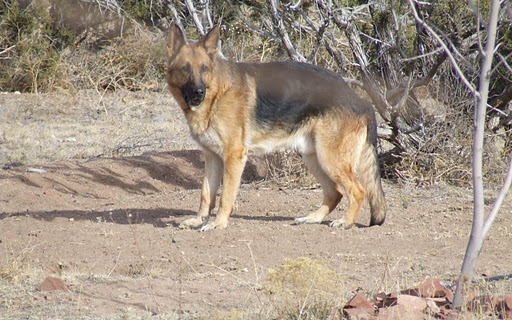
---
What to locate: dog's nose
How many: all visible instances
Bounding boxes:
[195,87,204,97]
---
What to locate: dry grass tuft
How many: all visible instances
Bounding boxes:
[264,257,344,319]
[0,241,42,285]
[264,151,318,189]
[210,308,250,320]
[61,32,166,93]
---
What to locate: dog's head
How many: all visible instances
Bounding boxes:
[166,24,220,110]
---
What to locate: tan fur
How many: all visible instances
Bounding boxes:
[166,24,386,231]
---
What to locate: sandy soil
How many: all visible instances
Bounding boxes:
[1,91,511,319]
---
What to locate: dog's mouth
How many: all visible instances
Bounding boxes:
[188,97,204,107]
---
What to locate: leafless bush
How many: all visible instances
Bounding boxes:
[263,151,318,189]
[264,257,344,319]
[84,34,165,91]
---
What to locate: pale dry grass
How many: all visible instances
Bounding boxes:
[264,151,318,189]
[0,240,43,285]
[264,257,346,320]
[0,90,195,166]
[0,244,182,320]
[63,33,166,92]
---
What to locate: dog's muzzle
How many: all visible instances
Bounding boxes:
[182,82,206,107]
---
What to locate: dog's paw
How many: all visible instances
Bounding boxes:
[294,216,323,225]
[329,218,353,229]
[179,217,207,229]
[200,220,227,232]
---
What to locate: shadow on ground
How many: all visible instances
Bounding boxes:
[0,207,301,228]
[1,150,268,195]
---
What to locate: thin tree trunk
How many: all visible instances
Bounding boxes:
[452,0,501,308]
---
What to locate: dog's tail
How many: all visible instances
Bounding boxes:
[358,116,386,226]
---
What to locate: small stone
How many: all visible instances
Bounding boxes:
[172,237,188,243]
[38,277,68,292]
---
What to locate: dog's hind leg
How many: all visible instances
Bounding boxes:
[180,150,223,229]
[322,133,366,229]
[327,165,365,229]
[294,153,343,225]
[307,120,366,229]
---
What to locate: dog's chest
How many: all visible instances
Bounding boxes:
[189,125,224,154]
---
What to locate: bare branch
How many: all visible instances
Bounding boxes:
[409,0,479,98]
[399,47,443,62]
[483,152,512,237]
[286,0,303,10]
[390,76,424,135]
[185,0,205,35]
[225,0,281,43]
[344,20,391,121]
[0,44,16,56]
[490,83,512,117]
[203,0,214,30]
[163,0,185,32]
[387,53,447,101]
[288,3,335,64]
[492,51,512,75]
[268,0,306,62]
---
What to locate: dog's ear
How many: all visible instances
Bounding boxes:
[167,23,186,58]
[201,26,220,57]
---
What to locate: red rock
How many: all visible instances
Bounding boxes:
[373,292,397,308]
[346,293,374,310]
[344,294,375,319]
[38,276,68,292]
[401,278,447,298]
[375,294,427,320]
[397,294,427,312]
[344,307,373,320]
[490,294,512,315]
[505,294,512,310]
[467,293,512,316]
[444,287,454,303]
[377,305,424,320]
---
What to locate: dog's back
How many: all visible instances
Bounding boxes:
[237,61,378,147]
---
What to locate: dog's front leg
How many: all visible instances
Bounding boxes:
[201,147,247,231]
[180,150,223,229]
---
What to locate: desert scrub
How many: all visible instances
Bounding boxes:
[0,0,73,92]
[0,240,43,285]
[264,257,344,319]
[264,151,318,189]
[90,34,166,91]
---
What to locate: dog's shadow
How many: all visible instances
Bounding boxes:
[0,208,371,230]
[0,208,193,228]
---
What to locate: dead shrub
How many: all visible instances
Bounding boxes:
[0,242,42,284]
[263,151,318,189]
[67,33,166,91]
[0,0,71,92]
[385,102,510,187]
[264,257,344,319]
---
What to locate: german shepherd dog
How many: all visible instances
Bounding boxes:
[166,24,386,231]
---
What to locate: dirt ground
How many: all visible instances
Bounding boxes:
[1,91,512,319]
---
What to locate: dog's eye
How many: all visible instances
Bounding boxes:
[181,63,191,74]
[200,65,209,73]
